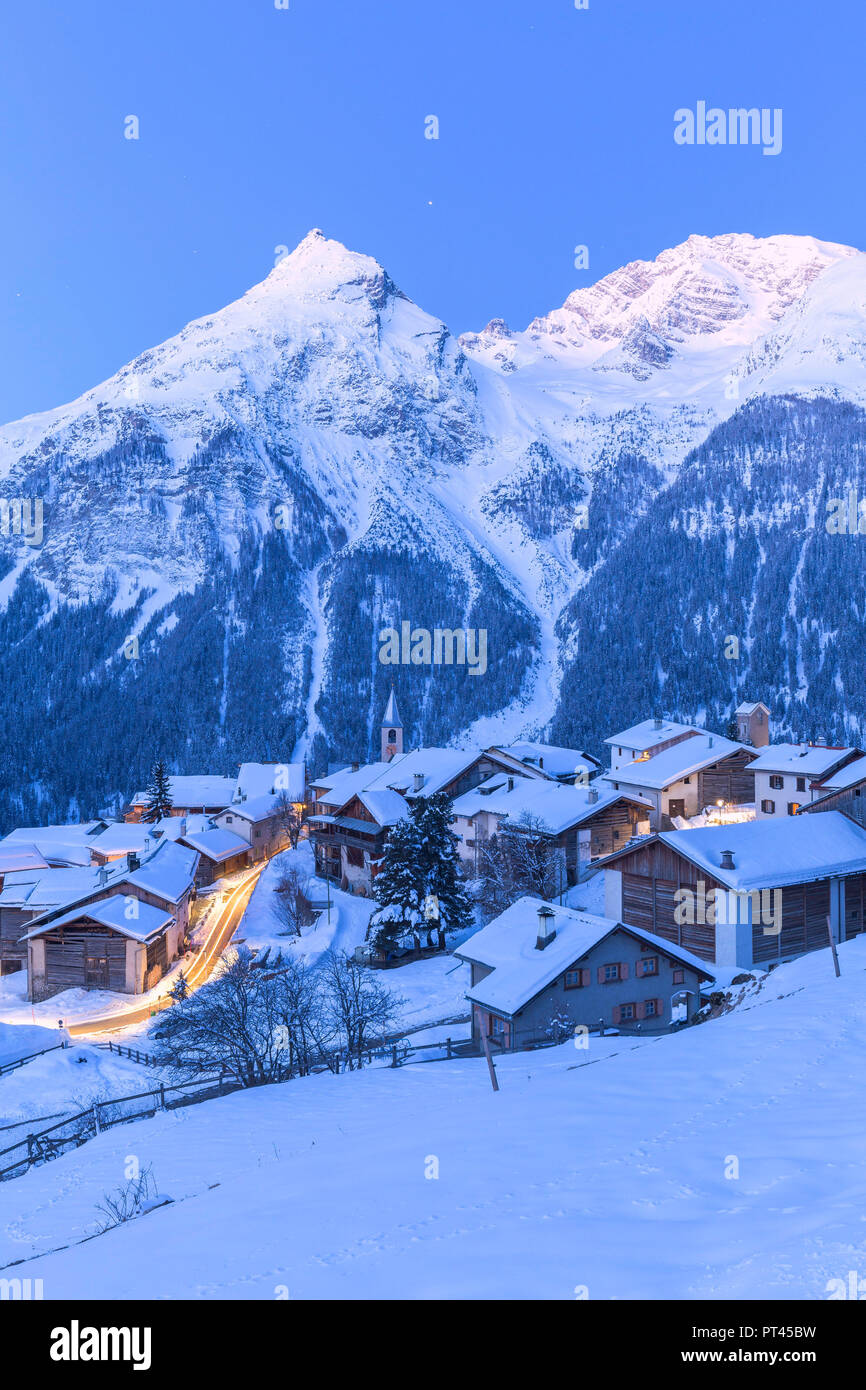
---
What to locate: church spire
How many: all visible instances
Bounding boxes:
[381,686,403,761]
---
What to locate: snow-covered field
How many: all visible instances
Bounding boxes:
[1,936,865,1300]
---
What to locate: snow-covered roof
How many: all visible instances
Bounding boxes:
[121,839,199,903]
[368,747,481,798]
[315,749,486,811]
[217,793,278,824]
[178,827,250,863]
[234,762,305,803]
[358,789,408,827]
[129,775,237,808]
[735,702,769,715]
[382,687,402,729]
[88,823,164,858]
[1,822,106,844]
[453,776,651,833]
[604,718,701,751]
[0,843,50,875]
[0,866,101,910]
[818,754,866,792]
[152,813,214,841]
[609,812,866,892]
[23,894,173,944]
[601,734,749,791]
[456,896,712,1016]
[492,741,601,777]
[746,744,857,777]
[312,762,392,806]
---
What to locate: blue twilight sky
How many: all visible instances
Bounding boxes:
[0,0,862,422]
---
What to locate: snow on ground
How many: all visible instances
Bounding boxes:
[0,1044,167,1131]
[238,843,468,1033]
[238,843,374,963]
[0,1016,62,1067]
[378,955,470,1034]
[3,934,866,1299]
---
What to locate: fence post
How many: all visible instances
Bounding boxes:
[93,1104,101,1135]
[446,1037,452,1059]
[159,1084,166,1110]
[390,1043,398,1068]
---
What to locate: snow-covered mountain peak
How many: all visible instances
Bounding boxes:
[462,232,857,384]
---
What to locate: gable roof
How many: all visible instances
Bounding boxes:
[601,734,751,791]
[130,775,237,809]
[455,896,713,1017]
[234,762,305,803]
[0,866,102,910]
[735,702,770,716]
[178,827,251,863]
[746,744,858,778]
[0,843,51,875]
[216,793,278,824]
[599,811,866,891]
[604,718,701,751]
[811,753,866,792]
[452,776,651,834]
[23,895,173,944]
[357,788,408,827]
[492,742,601,777]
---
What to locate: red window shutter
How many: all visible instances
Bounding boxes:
[635,1000,645,1019]
[597,966,606,984]
[619,961,629,980]
[635,959,642,977]
[581,968,591,987]
[612,1004,621,1025]
[656,998,664,1019]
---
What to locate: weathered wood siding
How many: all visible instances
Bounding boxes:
[615,841,722,960]
[42,925,127,993]
[697,749,757,806]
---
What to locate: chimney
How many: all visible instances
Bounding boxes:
[98,866,109,886]
[536,904,556,950]
[538,756,544,769]
[351,762,360,772]
[413,772,425,794]
[653,717,663,730]
[587,787,599,805]
[179,817,187,836]
[707,735,714,748]
[507,776,514,792]
[127,851,140,872]
[719,849,735,871]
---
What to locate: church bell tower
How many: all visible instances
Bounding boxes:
[381,687,403,762]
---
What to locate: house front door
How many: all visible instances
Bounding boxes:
[668,799,685,819]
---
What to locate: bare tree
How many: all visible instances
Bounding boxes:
[321,951,403,1071]
[273,790,304,850]
[270,953,333,1076]
[152,948,288,1086]
[271,864,315,937]
[476,812,561,921]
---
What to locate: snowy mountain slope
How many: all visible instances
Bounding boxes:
[2,936,866,1299]
[1,230,866,822]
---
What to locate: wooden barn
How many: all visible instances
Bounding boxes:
[25,896,178,997]
[598,812,866,969]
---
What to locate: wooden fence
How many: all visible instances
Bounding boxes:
[0,1043,65,1078]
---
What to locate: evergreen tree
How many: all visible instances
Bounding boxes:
[367,816,426,951]
[413,793,473,942]
[143,758,173,822]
